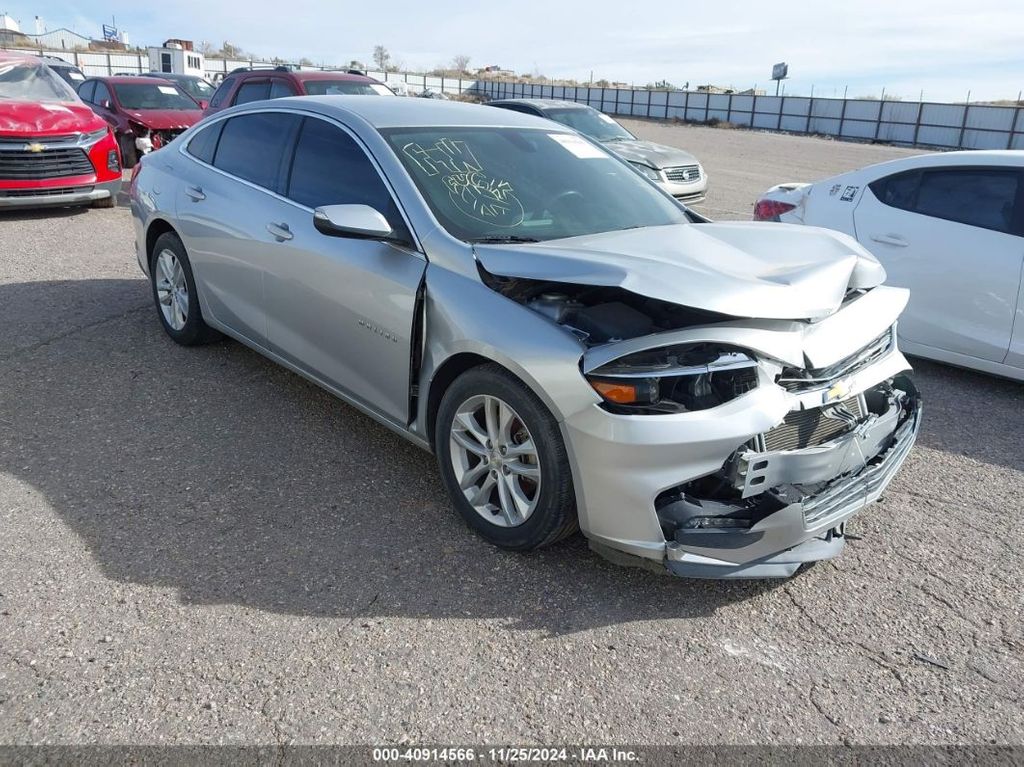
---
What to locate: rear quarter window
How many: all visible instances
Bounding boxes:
[208,77,237,109]
[185,121,224,165]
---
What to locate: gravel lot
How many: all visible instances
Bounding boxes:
[1,123,1022,748]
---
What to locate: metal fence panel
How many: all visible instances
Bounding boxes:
[921,103,966,127]
[810,99,843,118]
[916,125,962,146]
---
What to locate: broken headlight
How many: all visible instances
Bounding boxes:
[585,344,759,414]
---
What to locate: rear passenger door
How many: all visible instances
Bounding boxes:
[262,115,426,422]
[854,166,1024,363]
[175,111,301,346]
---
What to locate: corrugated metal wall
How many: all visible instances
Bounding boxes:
[10,47,1023,150]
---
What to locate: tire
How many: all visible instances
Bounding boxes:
[149,231,221,346]
[435,363,578,550]
[118,134,138,169]
[92,194,116,209]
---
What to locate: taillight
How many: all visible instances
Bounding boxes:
[753,199,797,221]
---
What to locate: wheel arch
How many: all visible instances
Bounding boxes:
[145,217,179,269]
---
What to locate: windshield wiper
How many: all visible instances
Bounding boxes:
[469,235,541,244]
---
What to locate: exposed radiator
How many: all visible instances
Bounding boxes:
[763,397,864,451]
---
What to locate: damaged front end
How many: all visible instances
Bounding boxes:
[480,258,921,578]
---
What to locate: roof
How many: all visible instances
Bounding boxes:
[239,95,576,130]
[487,98,590,111]
[856,149,1024,176]
[90,75,177,85]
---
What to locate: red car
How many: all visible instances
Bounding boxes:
[78,75,203,167]
[204,67,394,116]
[0,53,121,209]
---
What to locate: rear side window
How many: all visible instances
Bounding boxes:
[869,171,919,211]
[286,117,408,237]
[269,79,297,98]
[186,120,224,164]
[208,76,236,109]
[915,170,1019,234]
[214,112,299,190]
[234,80,269,105]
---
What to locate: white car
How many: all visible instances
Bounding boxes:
[754,150,1024,381]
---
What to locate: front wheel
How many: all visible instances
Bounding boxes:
[435,364,578,550]
[118,134,138,169]
[149,232,221,346]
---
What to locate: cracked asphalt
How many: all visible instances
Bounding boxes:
[1,123,1022,747]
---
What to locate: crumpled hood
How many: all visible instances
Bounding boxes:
[475,222,887,321]
[0,99,107,136]
[602,138,699,169]
[125,109,203,130]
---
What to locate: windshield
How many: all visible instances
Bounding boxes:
[382,127,686,243]
[0,61,80,102]
[112,82,197,110]
[303,80,384,96]
[543,107,634,142]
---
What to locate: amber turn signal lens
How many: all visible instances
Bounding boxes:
[588,377,660,405]
[590,380,640,403]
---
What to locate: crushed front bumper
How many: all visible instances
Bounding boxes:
[665,396,920,578]
[562,347,920,579]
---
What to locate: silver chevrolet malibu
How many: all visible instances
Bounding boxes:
[130,96,921,579]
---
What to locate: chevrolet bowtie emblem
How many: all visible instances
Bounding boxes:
[823,380,850,404]
[25,142,46,153]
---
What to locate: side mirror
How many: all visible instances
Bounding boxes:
[313,204,394,240]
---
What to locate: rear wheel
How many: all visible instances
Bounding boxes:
[435,364,578,550]
[149,232,221,346]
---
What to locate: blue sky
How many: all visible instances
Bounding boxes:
[5,0,1023,101]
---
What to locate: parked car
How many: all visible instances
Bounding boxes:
[488,98,708,203]
[146,72,217,109]
[130,96,920,579]
[203,67,394,116]
[78,75,203,167]
[38,54,87,89]
[754,151,1024,381]
[0,53,121,209]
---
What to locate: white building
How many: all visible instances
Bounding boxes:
[0,13,19,32]
[148,42,204,77]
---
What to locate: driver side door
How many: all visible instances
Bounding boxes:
[262,115,426,423]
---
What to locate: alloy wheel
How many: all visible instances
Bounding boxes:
[154,249,189,331]
[449,394,541,527]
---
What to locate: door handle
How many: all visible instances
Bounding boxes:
[870,233,908,247]
[185,185,205,202]
[266,222,293,241]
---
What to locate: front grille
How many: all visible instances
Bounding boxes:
[0,148,94,180]
[0,186,93,198]
[763,397,864,451]
[779,327,895,392]
[664,165,701,183]
[0,134,79,145]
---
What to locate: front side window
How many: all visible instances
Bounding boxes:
[382,126,686,242]
[0,61,79,102]
[302,80,382,96]
[208,76,236,108]
[214,112,299,190]
[915,169,1019,234]
[286,117,404,238]
[235,80,269,104]
[78,80,96,103]
[112,83,197,110]
[93,82,111,105]
[543,107,634,142]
